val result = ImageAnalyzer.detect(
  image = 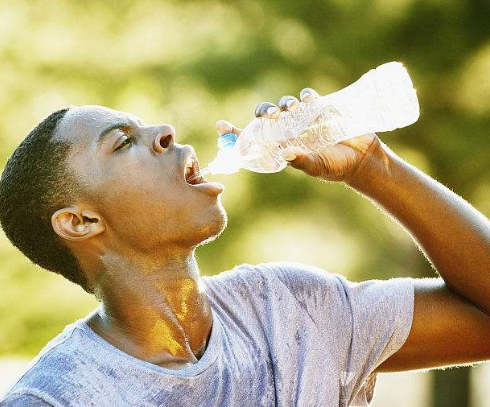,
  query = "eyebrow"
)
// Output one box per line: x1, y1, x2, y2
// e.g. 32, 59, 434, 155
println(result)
96, 122, 131, 148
